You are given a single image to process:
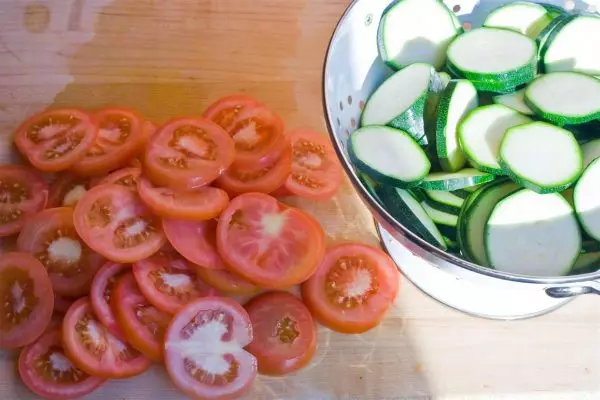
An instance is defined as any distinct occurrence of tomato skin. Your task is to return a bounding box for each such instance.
[301,243,400,334]
[96,167,141,190]
[90,262,128,340]
[163,219,226,270]
[244,291,317,376]
[14,109,97,172]
[0,165,48,237]
[137,176,230,221]
[195,267,258,296]
[18,328,106,400]
[202,94,265,132]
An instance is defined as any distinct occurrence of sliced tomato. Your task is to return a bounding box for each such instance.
[138,176,229,221]
[48,173,93,208]
[216,143,292,197]
[283,129,343,200]
[14,109,97,172]
[163,219,226,270]
[17,207,105,297]
[195,267,258,296]
[164,297,257,400]
[53,295,76,315]
[202,94,265,132]
[217,193,325,288]
[301,243,400,334]
[144,117,235,190]
[18,328,105,400]
[70,108,147,177]
[0,165,48,237]
[132,245,218,314]
[62,297,152,378]
[270,184,294,198]
[244,291,316,376]
[90,262,127,340]
[111,272,171,361]
[0,252,54,349]
[73,184,166,263]
[96,167,141,190]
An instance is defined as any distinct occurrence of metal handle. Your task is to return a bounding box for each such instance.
[546,283,600,298]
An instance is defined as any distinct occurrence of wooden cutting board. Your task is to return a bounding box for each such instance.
[1,0,600,398]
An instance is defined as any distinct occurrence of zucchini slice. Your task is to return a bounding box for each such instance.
[485,189,581,277]
[458,104,532,175]
[574,158,600,242]
[499,121,583,194]
[570,252,600,275]
[377,0,462,70]
[421,169,496,191]
[358,172,383,204]
[525,72,600,126]
[483,1,553,39]
[582,139,600,168]
[424,189,464,209]
[421,201,458,227]
[361,63,434,142]
[349,126,431,188]
[435,80,479,172]
[493,89,534,116]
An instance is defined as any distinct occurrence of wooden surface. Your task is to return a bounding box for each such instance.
[1,0,600,399]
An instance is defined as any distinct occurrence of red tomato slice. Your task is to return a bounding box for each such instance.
[270,184,294,198]
[96,167,141,190]
[14,109,97,172]
[162,219,226,270]
[301,243,400,334]
[62,297,152,378]
[216,193,325,288]
[71,108,147,177]
[144,117,235,190]
[137,176,229,221]
[283,129,343,200]
[111,272,171,361]
[90,262,128,340]
[53,295,76,315]
[216,143,292,197]
[0,252,54,349]
[132,246,218,314]
[17,207,105,297]
[73,184,166,263]
[0,165,48,237]
[195,267,258,296]
[18,328,106,400]
[48,173,93,208]
[244,291,317,375]
[202,94,265,132]
[164,297,257,400]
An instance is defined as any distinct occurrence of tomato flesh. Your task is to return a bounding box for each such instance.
[48,173,92,208]
[18,328,105,400]
[202,94,265,132]
[96,167,141,190]
[0,252,54,349]
[195,268,258,296]
[163,219,226,270]
[164,297,257,400]
[244,291,317,375]
[301,243,400,334]
[53,295,76,315]
[90,262,128,340]
[17,207,105,297]
[0,165,48,237]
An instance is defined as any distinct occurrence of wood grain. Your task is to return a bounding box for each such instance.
[1,0,600,399]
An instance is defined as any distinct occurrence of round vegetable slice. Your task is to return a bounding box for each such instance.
[14,109,97,172]
[48,173,93,208]
[195,267,258,296]
[0,165,48,237]
[0,252,54,349]
[144,117,235,190]
[163,219,226,270]
[96,166,141,190]
[164,297,257,400]
[301,243,400,334]
[111,272,171,361]
[17,207,105,297]
[18,328,106,400]
[244,291,317,376]
[138,176,229,221]
[53,295,76,315]
[90,262,128,340]
[202,94,265,131]
[574,158,600,242]
[217,193,326,288]
[73,184,166,263]
[62,297,152,378]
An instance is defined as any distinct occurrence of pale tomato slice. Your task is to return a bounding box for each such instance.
[164,297,257,400]
[195,267,258,296]
[48,173,93,208]
[96,167,141,190]
[163,219,226,270]
[90,262,128,340]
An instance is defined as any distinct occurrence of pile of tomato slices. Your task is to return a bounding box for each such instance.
[1,95,401,400]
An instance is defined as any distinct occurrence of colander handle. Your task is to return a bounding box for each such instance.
[545,282,600,298]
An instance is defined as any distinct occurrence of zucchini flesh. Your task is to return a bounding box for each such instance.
[421,169,496,191]
[424,189,464,209]
[493,89,534,116]
[582,139,600,168]
[485,189,581,276]
[421,201,458,227]
[483,1,553,39]
[574,158,600,242]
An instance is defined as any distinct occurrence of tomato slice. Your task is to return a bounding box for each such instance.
[138,176,229,221]
[163,219,226,270]
[111,272,171,361]
[62,297,152,378]
[14,109,97,172]
[244,291,317,376]
[164,297,257,400]
[48,173,93,208]
[216,193,325,288]
[301,243,400,334]
[73,184,166,263]
[215,143,292,197]
[202,94,265,132]
[90,262,128,340]
[144,117,235,190]
[18,328,105,400]
[71,108,147,177]
[195,267,258,296]
[0,165,48,237]
[132,246,218,314]
[96,167,141,190]
[53,295,76,315]
[283,129,343,200]
[0,252,54,349]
